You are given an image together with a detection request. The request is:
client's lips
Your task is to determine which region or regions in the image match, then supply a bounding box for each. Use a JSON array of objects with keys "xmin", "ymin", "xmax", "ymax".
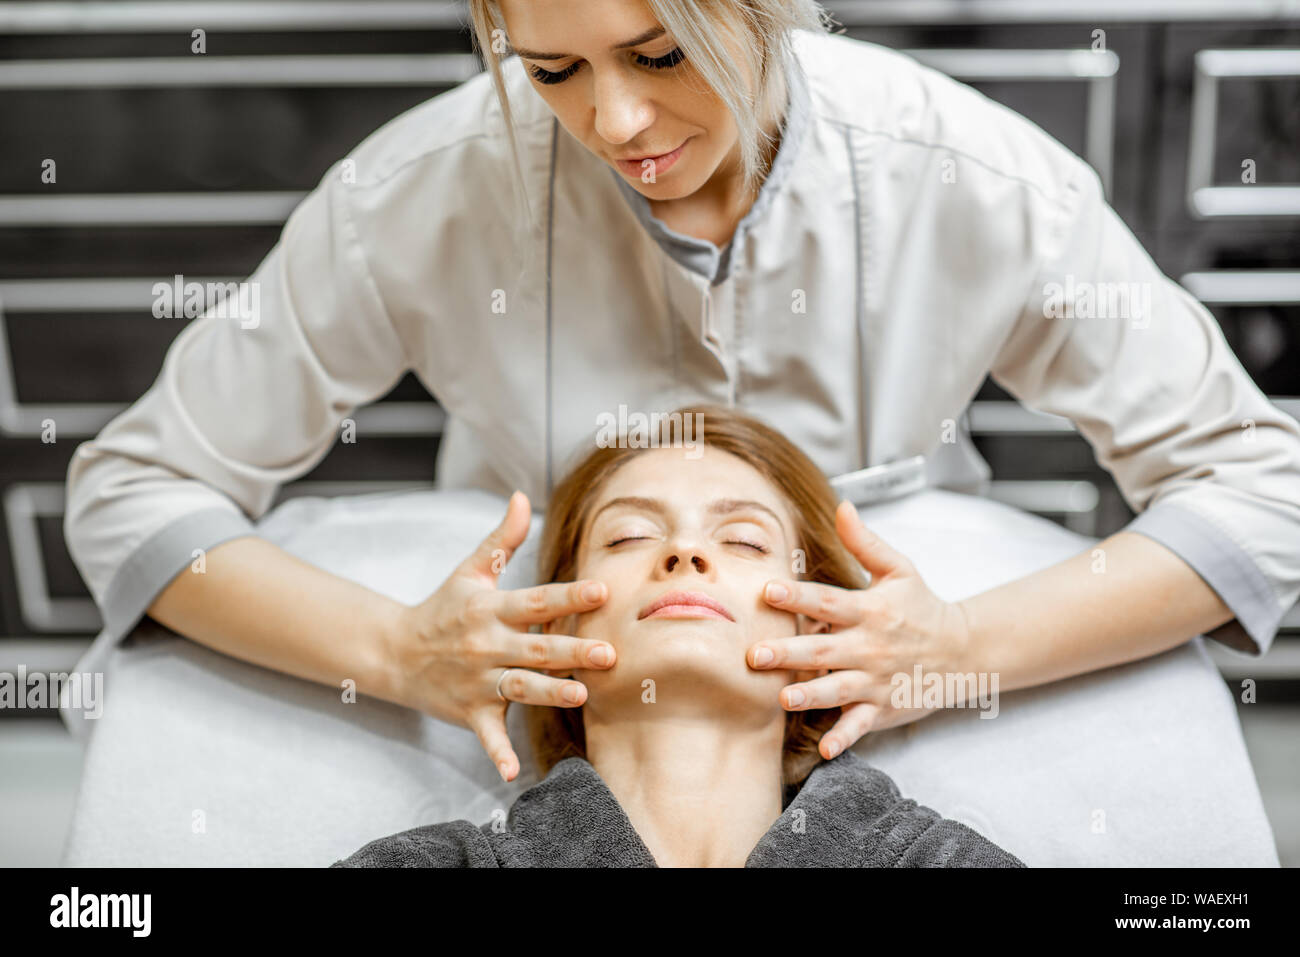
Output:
[{"xmin": 638, "ymin": 589, "xmax": 734, "ymax": 621}]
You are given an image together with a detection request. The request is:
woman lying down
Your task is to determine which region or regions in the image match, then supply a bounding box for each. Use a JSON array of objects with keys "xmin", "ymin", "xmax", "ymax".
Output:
[{"xmin": 333, "ymin": 406, "xmax": 1023, "ymax": 868}]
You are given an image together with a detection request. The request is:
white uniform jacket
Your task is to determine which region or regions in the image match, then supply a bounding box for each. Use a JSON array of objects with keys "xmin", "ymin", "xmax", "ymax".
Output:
[{"xmin": 63, "ymin": 30, "xmax": 1300, "ymax": 673}]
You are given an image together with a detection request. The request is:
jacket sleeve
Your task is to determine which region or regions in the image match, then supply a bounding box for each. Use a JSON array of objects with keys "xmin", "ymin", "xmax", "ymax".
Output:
[
  {"xmin": 989, "ymin": 159, "xmax": 1300, "ymax": 656},
  {"xmin": 63, "ymin": 161, "xmax": 411, "ymax": 649}
]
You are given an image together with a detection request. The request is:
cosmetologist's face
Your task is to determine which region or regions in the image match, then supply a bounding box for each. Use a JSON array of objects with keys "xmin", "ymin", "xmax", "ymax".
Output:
[{"xmin": 498, "ymin": 0, "xmax": 747, "ymax": 201}]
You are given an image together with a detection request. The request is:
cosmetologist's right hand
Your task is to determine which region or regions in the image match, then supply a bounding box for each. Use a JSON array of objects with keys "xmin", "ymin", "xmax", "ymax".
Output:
[{"xmin": 386, "ymin": 491, "xmax": 614, "ymax": 782}]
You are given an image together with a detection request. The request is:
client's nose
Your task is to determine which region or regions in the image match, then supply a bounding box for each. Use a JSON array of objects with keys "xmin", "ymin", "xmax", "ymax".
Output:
[{"xmin": 664, "ymin": 552, "xmax": 708, "ymax": 574}]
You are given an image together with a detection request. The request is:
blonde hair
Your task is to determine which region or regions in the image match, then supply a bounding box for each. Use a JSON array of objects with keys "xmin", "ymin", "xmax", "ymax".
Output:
[
  {"xmin": 529, "ymin": 404, "xmax": 868, "ymax": 790},
  {"xmin": 466, "ymin": 0, "xmax": 834, "ymax": 228}
]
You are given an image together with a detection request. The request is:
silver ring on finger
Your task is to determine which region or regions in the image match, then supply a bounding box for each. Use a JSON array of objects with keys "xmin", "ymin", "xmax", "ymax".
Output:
[{"xmin": 495, "ymin": 668, "xmax": 513, "ymax": 703}]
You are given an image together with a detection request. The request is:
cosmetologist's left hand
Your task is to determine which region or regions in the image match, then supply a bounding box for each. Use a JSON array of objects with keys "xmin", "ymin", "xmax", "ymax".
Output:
[{"xmin": 747, "ymin": 500, "xmax": 973, "ymax": 760}]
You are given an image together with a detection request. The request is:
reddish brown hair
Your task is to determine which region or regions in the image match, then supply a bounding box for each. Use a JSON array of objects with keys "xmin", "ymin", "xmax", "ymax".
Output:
[{"xmin": 529, "ymin": 405, "xmax": 868, "ymax": 788}]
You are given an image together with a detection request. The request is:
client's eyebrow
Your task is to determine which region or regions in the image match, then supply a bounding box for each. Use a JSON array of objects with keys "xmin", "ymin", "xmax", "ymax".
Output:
[
  {"xmin": 591, "ymin": 495, "xmax": 787, "ymax": 536},
  {"xmin": 511, "ymin": 25, "xmax": 666, "ymax": 61}
]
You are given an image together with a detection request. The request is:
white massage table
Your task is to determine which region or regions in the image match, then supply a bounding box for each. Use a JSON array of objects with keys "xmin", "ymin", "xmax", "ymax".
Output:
[{"xmin": 58, "ymin": 487, "xmax": 1279, "ymax": 866}]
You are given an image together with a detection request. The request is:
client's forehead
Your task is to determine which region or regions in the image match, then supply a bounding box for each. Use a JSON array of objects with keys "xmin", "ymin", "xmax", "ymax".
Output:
[{"xmin": 587, "ymin": 447, "xmax": 796, "ymax": 539}]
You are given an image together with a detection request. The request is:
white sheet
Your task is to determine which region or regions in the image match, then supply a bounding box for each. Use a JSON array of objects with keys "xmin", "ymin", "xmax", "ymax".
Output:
[{"xmin": 59, "ymin": 488, "xmax": 1279, "ymax": 866}]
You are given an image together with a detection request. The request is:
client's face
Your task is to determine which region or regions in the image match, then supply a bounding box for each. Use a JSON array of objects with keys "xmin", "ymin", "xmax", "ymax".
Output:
[{"xmin": 549, "ymin": 446, "xmax": 814, "ymax": 721}]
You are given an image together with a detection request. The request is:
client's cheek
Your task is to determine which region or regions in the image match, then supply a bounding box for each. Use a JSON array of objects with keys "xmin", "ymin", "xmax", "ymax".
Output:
[
  {"xmin": 570, "ymin": 605, "xmax": 618, "ymax": 642},
  {"xmin": 751, "ymin": 603, "xmax": 798, "ymax": 639}
]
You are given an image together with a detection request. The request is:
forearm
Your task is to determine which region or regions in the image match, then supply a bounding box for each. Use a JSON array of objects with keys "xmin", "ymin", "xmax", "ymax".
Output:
[
  {"xmin": 955, "ymin": 530, "xmax": 1234, "ymax": 691},
  {"xmin": 146, "ymin": 536, "xmax": 409, "ymax": 705}
]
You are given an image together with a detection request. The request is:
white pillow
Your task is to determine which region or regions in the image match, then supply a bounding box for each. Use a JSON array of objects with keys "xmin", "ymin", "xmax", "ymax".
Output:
[{"xmin": 59, "ymin": 488, "xmax": 1278, "ymax": 866}]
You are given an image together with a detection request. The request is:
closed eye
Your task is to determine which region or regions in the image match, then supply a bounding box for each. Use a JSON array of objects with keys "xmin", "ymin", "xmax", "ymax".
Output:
[{"xmin": 605, "ymin": 536, "xmax": 769, "ymax": 554}]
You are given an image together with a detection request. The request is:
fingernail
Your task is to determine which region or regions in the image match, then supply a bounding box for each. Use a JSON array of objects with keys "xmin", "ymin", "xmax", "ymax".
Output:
[
  {"xmin": 581, "ymin": 582, "xmax": 604, "ymax": 603},
  {"xmin": 588, "ymin": 644, "xmax": 613, "ymax": 667},
  {"xmin": 498, "ymin": 760, "xmax": 510, "ymax": 781},
  {"xmin": 786, "ymin": 688, "xmax": 806, "ymax": 707},
  {"xmin": 765, "ymin": 583, "xmax": 788, "ymax": 602},
  {"xmin": 752, "ymin": 646, "xmax": 774, "ymax": 667},
  {"xmin": 562, "ymin": 683, "xmax": 582, "ymax": 703}
]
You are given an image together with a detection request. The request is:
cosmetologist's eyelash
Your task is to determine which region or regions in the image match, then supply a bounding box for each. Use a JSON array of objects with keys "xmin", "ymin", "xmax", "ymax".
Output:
[{"xmin": 530, "ymin": 48, "xmax": 685, "ymax": 85}]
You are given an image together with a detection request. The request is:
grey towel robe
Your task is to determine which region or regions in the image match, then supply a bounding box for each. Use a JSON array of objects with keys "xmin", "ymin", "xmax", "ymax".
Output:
[{"xmin": 331, "ymin": 750, "xmax": 1024, "ymax": 868}]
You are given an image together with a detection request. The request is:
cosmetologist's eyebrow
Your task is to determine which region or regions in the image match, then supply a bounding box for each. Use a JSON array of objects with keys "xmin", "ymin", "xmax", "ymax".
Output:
[{"xmin": 511, "ymin": 25, "xmax": 666, "ymax": 61}]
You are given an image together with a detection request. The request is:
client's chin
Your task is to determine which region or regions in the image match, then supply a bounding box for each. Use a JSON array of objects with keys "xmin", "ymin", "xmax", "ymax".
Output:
[{"xmin": 579, "ymin": 619, "xmax": 791, "ymax": 724}]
